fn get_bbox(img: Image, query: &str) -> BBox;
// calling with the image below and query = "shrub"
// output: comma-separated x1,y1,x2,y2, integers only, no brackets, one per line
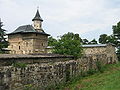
96,61,104,73
87,69,97,75
12,62,27,68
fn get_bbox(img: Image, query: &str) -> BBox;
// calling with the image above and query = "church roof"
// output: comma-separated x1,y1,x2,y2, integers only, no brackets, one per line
32,10,43,21
8,25,50,36
82,44,107,47
82,44,115,48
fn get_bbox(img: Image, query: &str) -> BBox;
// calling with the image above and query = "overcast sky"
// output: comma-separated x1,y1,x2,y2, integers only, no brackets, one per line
0,0,120,40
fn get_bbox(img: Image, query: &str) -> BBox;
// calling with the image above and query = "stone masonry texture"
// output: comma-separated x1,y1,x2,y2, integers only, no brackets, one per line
0,54,118,90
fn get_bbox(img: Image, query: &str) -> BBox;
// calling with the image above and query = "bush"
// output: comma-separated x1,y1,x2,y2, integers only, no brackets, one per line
12,62,27,68
87,69,97,75
96,61,104,73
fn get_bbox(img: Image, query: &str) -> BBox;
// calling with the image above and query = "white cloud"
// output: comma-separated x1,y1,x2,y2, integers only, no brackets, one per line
0,0,120,40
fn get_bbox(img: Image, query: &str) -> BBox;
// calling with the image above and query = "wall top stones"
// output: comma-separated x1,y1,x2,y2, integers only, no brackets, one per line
0,54,74,59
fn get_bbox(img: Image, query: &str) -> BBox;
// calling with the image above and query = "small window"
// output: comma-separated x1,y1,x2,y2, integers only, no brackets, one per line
19,46,20,50
36,34,37,36
42,43,44,46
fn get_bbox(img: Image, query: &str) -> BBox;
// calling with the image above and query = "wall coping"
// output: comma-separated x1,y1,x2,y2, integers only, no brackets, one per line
0,54,74,59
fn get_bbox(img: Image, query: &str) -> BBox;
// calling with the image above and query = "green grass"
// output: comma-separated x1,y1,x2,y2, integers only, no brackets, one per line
63,62,120,90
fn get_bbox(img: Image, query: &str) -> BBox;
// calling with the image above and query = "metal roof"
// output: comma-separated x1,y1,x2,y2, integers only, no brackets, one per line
47,44,111,48
8,25,50,36
82,44,107,48
32,9,43,21
47,46,54,49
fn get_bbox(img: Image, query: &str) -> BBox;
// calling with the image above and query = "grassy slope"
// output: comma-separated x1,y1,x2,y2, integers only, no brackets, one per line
63,62,120,90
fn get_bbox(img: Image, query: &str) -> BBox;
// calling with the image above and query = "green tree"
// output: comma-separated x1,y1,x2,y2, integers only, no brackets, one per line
89,39,98,44
107,35,117,45
0,19,6,42
113,22,120,60
48,36,57,46
99,34,108,44
0,19,8,53
82,39,89,44
53,32,83,59
99,34,117,44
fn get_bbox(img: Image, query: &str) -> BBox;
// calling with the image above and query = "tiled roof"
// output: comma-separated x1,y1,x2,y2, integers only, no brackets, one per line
8,25,50,36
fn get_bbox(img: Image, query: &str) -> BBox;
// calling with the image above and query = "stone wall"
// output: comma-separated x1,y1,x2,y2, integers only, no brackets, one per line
83,44,118,63
0,54,118,90
8,33,48,54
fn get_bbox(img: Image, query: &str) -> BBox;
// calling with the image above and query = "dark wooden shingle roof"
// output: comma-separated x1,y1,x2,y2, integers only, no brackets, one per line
8,25,50,36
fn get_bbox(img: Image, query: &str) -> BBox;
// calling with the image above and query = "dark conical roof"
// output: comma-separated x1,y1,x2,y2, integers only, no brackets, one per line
32,9,43,21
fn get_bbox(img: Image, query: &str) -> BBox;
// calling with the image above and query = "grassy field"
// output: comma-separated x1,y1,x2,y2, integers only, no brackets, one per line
63,62,120,90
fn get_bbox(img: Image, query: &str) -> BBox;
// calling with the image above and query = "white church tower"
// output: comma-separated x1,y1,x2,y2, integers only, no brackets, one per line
32,9,44,32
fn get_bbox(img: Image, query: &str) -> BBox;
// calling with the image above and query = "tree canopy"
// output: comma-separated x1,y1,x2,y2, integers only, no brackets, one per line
0,19,6,42
82,39,89,44
0,19,8,53
88,39,98,44
99,34,108,44
113,22,120,47
113,22,120,59
52,32,83,59
48,36,57,46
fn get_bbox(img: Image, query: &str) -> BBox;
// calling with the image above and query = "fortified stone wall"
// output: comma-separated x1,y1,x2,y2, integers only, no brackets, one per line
0,54,118,90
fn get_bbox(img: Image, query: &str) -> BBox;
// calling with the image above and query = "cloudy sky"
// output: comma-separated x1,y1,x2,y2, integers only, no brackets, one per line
0,0,120,40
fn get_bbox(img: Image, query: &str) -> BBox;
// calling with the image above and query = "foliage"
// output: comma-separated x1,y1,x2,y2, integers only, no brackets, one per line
12,62,27,68
81,39,89,44
53,32,83,59
96,61,104,73
81,38,98,45
113,22,120,40
0,19,8,53
99,34,117,44
87,69,97,75
24,84,33,90
0,19,6,42
48,36,57,46
113,22,120,60
117,49,120,61
99,34,108,44
88,39,98,44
